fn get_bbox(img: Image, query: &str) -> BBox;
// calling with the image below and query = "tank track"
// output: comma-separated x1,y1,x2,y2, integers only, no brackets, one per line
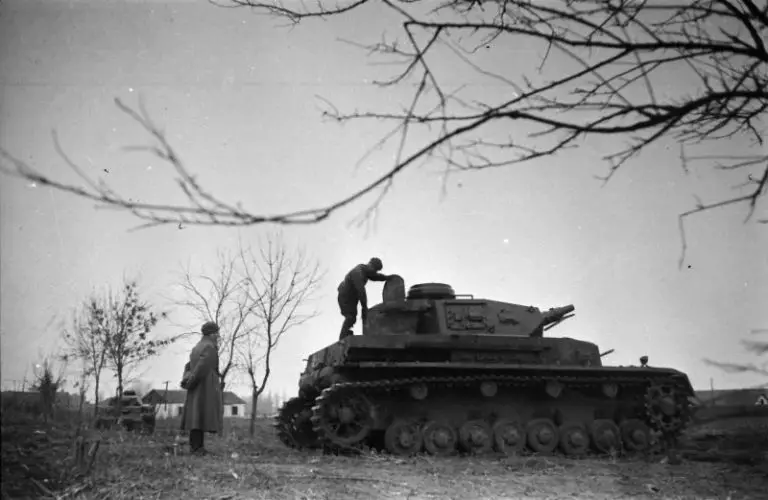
278,372,692,457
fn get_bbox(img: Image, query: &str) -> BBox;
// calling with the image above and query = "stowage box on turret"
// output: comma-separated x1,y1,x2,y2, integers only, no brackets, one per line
275,276,694,457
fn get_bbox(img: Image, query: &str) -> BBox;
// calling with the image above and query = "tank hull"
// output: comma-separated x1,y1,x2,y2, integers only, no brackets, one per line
276,335,694,456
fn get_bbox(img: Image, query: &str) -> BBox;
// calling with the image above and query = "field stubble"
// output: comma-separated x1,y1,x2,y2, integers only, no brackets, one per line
2,410,767,500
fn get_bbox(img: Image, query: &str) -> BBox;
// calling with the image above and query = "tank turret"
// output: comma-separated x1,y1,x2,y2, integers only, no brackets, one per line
364,277,576,338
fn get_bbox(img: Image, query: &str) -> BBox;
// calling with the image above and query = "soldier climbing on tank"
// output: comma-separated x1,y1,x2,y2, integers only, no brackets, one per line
338,257,390,340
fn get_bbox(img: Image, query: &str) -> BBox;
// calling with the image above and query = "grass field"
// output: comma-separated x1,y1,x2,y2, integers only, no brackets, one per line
2,407,767,500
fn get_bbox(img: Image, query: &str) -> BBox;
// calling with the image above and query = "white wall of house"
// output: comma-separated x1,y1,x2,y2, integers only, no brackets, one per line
225,404,246,418
155,403,185,419
153,403,247,419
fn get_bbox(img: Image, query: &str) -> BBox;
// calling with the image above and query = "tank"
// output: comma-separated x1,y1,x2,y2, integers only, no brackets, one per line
275,276,694,457
95,390,156,434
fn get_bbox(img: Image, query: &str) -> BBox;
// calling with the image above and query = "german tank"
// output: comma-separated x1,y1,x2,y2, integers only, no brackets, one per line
275,276,694,457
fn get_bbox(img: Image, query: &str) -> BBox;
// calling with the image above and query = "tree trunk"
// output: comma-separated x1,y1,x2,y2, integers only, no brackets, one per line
219,380,226,425
115,374,123,422
78,389,85,422
249,389,258,437
93,377,101,417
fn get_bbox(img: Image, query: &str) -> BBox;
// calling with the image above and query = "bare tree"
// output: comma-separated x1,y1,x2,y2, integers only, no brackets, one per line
171,249,259,421
60,296,109,417
237,231,324,436
0,1,765,266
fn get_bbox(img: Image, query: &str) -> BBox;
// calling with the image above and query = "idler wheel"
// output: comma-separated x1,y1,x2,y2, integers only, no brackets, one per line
526,418,559,454
590,419,621,454
384,419,423,456
492,419,526,455
458,420,494,455
558,422,590,456
422,420,458,456
620,419,651,452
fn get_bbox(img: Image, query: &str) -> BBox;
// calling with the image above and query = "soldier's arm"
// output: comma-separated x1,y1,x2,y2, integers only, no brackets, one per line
368,272,390,282
186,344,215,390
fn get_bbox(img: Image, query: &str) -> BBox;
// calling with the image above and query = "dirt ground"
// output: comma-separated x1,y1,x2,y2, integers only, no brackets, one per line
2,411,767,500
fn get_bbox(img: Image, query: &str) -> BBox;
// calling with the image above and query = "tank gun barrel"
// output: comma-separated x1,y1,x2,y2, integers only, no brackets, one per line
540,304,575,331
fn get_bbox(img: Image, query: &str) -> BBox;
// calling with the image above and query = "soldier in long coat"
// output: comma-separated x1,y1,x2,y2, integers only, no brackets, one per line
180,321,223,454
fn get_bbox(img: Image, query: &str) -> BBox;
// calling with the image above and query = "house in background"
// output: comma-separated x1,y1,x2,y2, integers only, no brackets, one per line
142,389,248,418
694,388,768,406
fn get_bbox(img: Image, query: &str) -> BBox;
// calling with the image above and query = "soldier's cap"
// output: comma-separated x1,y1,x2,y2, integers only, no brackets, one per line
369,257,383,270
201,321,220,335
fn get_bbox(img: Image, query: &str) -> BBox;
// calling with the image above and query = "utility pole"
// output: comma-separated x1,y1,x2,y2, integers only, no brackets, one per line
162,380,171,418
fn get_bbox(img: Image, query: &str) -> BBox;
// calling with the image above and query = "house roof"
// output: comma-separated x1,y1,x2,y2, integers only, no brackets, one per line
143,389,246,405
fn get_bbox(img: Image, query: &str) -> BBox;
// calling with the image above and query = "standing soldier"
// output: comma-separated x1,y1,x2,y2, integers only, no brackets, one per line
338,257,390,340
180,321,223,455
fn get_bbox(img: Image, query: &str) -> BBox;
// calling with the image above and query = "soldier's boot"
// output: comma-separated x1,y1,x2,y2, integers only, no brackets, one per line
339,314,356,340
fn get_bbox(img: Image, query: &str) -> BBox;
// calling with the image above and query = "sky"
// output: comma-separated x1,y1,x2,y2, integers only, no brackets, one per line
1,0,766,402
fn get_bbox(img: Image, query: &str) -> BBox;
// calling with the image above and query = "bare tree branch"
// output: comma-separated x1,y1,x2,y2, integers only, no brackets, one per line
0,0,765,268
703,326,768,381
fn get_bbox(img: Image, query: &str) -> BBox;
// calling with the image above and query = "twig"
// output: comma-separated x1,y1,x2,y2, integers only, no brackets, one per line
30,478,54,498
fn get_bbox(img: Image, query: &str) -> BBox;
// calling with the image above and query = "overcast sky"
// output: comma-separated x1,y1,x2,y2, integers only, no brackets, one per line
1,0,766,401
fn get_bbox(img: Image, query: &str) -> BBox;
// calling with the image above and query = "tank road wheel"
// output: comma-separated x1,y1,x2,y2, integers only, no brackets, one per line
644,383,689,434
526,418,559,454
311,389,373,451
458,420,494,455
620,419,651,452
492,419,526,455
422,421,458,456
558,423,590,456
590,419,621,454
384,419,423,456
275,397,319,449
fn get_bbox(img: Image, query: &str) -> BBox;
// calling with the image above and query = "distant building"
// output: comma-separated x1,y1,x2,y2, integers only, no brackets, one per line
694,388,768,406
142,389,247,418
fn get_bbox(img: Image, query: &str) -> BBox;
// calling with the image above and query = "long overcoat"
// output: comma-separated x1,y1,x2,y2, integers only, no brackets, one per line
180,336,223,434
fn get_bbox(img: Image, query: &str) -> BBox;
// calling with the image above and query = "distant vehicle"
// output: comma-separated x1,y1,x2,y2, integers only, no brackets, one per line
275,277,695,457
95,390,156,434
